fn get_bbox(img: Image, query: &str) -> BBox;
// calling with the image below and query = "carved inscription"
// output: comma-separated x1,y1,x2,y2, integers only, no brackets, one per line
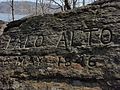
100,29,112,44
0,27,118,71
1,29,113,49
0,55,113,68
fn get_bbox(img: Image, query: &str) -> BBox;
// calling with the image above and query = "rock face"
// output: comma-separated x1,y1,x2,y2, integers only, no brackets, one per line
0,20,6,36
0,0,120,90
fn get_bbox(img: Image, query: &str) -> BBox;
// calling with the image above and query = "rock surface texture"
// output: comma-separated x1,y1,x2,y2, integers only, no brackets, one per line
0,0,120,90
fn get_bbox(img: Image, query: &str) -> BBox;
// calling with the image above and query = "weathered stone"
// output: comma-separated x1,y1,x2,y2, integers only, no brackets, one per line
0,20,6,36
0,0,120,89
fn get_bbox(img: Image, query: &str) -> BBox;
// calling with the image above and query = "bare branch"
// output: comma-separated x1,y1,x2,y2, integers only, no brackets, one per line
51,0,62,7
49,0,64,11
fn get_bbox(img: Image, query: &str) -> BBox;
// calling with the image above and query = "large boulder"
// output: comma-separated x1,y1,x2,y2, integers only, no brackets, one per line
0,0,120,90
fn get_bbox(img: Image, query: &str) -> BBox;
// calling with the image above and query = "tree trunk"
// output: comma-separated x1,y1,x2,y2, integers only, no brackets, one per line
64,0,71,10
83,0,85,6
36,0,38,15
11,0,14,21
73,0,77,9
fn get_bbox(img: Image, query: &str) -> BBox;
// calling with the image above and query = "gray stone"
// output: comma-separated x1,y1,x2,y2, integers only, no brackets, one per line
0,0,120,90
